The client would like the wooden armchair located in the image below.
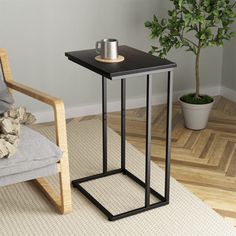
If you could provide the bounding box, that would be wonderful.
[0,48,72,214]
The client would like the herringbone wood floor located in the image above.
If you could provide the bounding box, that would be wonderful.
[83,96,236,226]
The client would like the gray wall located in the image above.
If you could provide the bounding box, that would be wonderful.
[222,20,236,91]
[0,0,223,114]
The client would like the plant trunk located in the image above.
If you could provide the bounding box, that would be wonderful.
[195,41,201,99]
[195,52,200,98]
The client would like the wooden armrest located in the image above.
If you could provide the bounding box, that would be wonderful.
[6,80,68,151]
[5,80,63,107]
[1,50,61,107]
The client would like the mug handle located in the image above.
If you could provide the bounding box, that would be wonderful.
[96,41,101,54]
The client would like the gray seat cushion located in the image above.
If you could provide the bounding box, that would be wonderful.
[0,125,62,177]
[0,164,57,187]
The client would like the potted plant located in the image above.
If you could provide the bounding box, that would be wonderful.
[145,0,236,130]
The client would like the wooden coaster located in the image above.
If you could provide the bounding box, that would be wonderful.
[95,55,125,63]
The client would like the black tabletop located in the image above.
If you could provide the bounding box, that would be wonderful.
[65,46,176,80]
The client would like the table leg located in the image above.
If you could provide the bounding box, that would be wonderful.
[121,79,126,171]
[102,76,107,173]
[72,72,173,221]
[165,71,173,202]
[145,74,152,207]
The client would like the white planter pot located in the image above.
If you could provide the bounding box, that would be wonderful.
[179,98,214,130]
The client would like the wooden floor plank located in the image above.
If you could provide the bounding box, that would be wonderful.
[85,96,236,226]
[226,149,236,177]
[218,141,235,171]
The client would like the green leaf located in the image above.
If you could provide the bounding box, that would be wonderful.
[230,32,236,37]
[178,0,184,8]
[200,34,206,40]
[144,21,152,28]
[182,40,189,46]
[213,9,218,16]
[161,19,167,26]
[148,50,154,54]
[153,15,158,22]
[203,0,210,7]
[186,48,193,52]
[175,42,181,48]
[151,45,158,50]
[172,10,177,18]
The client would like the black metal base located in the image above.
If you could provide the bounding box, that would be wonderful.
[72,169,168,221]
[72,72,173,221]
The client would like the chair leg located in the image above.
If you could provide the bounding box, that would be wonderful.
[36,100,72,214]
[34,155,72,214]
[34,177,61,211]
[58,153,72,214]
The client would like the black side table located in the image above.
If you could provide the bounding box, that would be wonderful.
[65,46,177,221]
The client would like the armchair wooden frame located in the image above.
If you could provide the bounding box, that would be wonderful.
[0,48,72,214]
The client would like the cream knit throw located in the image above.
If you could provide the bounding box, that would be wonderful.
[0,107,36,158]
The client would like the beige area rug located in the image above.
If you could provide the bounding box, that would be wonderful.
[0,119,235,236]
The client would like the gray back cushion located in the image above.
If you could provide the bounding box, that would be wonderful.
[0,74,14,114]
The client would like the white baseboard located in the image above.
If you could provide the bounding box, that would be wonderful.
[220,86,236,103]
[34,86,226,124]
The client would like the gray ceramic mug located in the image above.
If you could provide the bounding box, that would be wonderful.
[96,39,118,60]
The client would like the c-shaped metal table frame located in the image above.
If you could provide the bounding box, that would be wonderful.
[72,69,173,221]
